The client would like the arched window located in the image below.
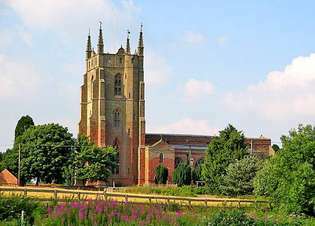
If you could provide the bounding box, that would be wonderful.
[159,153,164,164]
[114,74,122,95]
[114,109,120,127]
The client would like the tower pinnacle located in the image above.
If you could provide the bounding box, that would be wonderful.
[126,30,131,54]
[138,24,144,56]
[86,30,92,59]
[97,21,104,54]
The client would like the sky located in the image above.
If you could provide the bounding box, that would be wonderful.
[1,0,315,151]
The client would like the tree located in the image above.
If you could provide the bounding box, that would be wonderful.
[15,124,75,184]
[154,164,168,184]
[0,152,4,171]
[74,136,118,184]
[220,155,262,196]
[202,124,248,192]
[192,159,204,182]
[272,144,280,152]
[254,125,315,215]
[173,162,192,186]
[14,115,34,140]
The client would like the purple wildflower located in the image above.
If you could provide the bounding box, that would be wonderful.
[79,208,86,220]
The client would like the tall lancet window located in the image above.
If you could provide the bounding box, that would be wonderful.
[114,74,122,96]
[114,109,120,128]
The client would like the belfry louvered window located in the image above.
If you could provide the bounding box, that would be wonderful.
[114,74,122,95]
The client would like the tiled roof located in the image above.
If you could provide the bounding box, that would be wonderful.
[145,133,271,146]
[145,133,212,146]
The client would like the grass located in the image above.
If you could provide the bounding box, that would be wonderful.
[0,185,268,209]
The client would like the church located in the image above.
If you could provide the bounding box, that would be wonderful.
[78,24,273,186]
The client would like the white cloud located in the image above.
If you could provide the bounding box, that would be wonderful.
[183,31,206,45]
[184,79,214,100]
[225,53,315,120]
[152,118,218,135]
[0,54,40,98]
[145,50,171,86]
[4,0,140,33]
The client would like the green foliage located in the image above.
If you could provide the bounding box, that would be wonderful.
[123,185,199,197]
[14,115,34,140]
[220,155,262,196]
[0,195,43,224]
[202,124,248,192]
[272,144,280,152]
[0,152,4,171]
[1,148,18,175]
[74,136,118,183]
[208,209,255,226]
[254,125,315,215]
[154,164,168,184]
[207,209,305,226]
[173,162,192,186]
[15,124,75,184]
[192,161,203,182]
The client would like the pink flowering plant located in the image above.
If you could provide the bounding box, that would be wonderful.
[43,200,184,225]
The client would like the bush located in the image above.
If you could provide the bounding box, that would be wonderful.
[154,164,168,184]
[173,163,192,186]
[0,195,43,224]
[208,209,255,225]
[254,125,315,215]
[220,155,262,196]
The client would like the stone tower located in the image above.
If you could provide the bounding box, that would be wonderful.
[79,24,145,185]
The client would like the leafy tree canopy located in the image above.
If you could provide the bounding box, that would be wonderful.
[272,144,280,152]
[0,152,4,171]
[173,162,192,186]
[155,164,168,184]
[15,115,34,140]
[16,123,75,184]
[254,125,315,215]
[220,155,262,196]
[202,124,248,192]
[74,136,118,183]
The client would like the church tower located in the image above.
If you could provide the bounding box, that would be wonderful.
[79,23,145,185]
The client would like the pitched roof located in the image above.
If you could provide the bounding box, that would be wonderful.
[0,169,18,185]
[145,133,271,146]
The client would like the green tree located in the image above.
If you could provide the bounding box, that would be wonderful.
[154,164,168,184]
[272,144,280,152]
[220,155,262,196]
[0,152,4,171]
[254,125,315,215]
[2,148,19,175]
[74,136,118,184]
[173,162,192,186]
[16,124,75,184]
[202,124,248,192]
[192,159,204,182]
[14,115,34,140]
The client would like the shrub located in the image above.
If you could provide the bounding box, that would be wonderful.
[208,209,255,225]
[0,195,43,224]
[220,155,262,196]
[173,163,192,186]
[154,164,168,184]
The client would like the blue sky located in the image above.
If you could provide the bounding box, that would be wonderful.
[1,0,315,150]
